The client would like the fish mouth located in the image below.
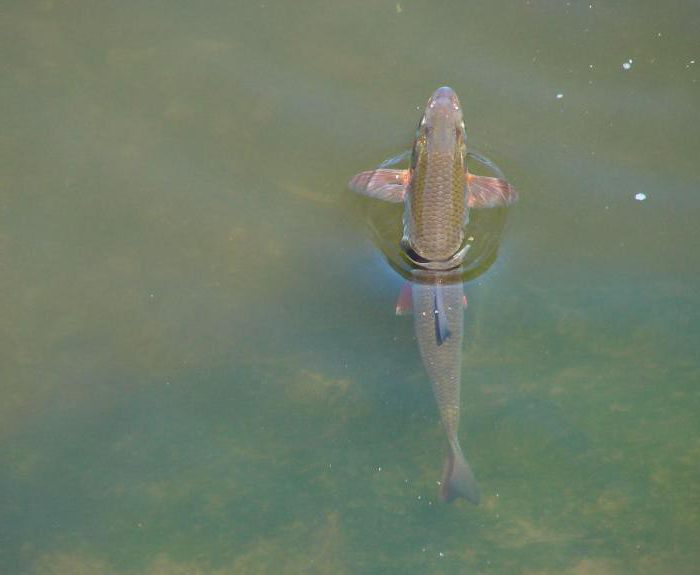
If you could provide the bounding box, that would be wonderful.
[422,86,464,154]
[426,86,461,115]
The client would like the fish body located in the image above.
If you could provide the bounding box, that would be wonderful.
[403,86,469,265]
[349,87,516,503]
[411,280,479,502]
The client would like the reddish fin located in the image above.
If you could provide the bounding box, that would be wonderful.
[440,444,480,504]
[462,294,468,308]
[348,169,408,203]
[395,282,412,315]
[466,173,518,208]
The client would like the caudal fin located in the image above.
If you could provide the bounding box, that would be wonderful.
[440,444,480,504]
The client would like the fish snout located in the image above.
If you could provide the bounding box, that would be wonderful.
[427,86,461,114]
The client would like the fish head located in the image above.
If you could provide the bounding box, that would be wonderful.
[414,86,467,159]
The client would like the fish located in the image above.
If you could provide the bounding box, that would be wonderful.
[349,87,517,503]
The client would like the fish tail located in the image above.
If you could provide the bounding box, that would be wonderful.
[440,442,480,504]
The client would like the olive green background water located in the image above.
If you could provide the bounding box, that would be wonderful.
[2,1,698,574]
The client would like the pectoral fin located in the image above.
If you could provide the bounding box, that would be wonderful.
[466,173,518,208]
[348,169,408,202]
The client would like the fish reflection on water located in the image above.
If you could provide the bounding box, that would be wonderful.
[349,87,517,503]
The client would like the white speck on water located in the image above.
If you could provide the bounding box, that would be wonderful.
[556,93,564,99]
[622,58,633,70]
[439,552,445,558]
[635,193,647,201]
[377,466,382,472]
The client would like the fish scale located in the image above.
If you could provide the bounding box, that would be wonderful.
[411,282,463,439]
[408,150,467,262]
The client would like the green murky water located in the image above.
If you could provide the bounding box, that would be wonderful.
[2,1,698,573]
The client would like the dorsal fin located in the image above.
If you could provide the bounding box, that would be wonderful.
[434,288,451,345]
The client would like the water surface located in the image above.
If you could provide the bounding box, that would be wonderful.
[2,1,698,573]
